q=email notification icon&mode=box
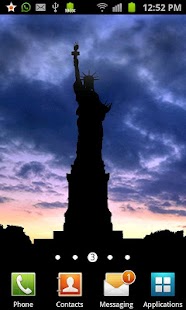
[35,3,46,11]
[104,271,136,296]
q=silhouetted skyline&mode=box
[0,16,186,241]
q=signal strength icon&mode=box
[97,3,108,12]
[112,3,122,12]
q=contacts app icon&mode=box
[57,273,82,296]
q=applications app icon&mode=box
[151,272,175,296]
[58,273,82,297]
[11,273,36,296]
[104,270,136,296]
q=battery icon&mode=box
[66,2,74,9]
[65,2,76,12]
[128,2,136,13]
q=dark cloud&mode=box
[0,79,77,167]
[23,209,42,216]
[32,181,48,187]
[34,201,67,209]
[45,172,66,182]
[136,160,186,199]
[149,205,186,217]
[32,181,61,195]
[16,161,45,179]
[109,185,136,202]
[121,203,136,212]
[0,180,61,195]
[142,18,186,98]
[0,174,6,179]
[161,202,171,207]
[0,196,14,203]
[0,183,43,193]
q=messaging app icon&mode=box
[104,270,136,296]
[11,273,36,296]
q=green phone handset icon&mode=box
[11,273,36,296]
[21,2,31,12]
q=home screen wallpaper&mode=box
[0,15,186,242]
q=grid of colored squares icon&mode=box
[151,272,175,296]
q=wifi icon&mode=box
[97,3,108,12]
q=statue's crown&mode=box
[81,71,99,91]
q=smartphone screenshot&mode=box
[0,2,185,309]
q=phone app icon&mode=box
[151,272,175,296]
[57,273,82,296]
[104,270,136,296]
[11,273,36,296]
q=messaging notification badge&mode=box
[104,270,136,296]
[58,273,82,297]
[11,273,36,296]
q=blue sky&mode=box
[0,15,186,241]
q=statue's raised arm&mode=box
[71,43,82,88]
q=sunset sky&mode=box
[0,15,186,242]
